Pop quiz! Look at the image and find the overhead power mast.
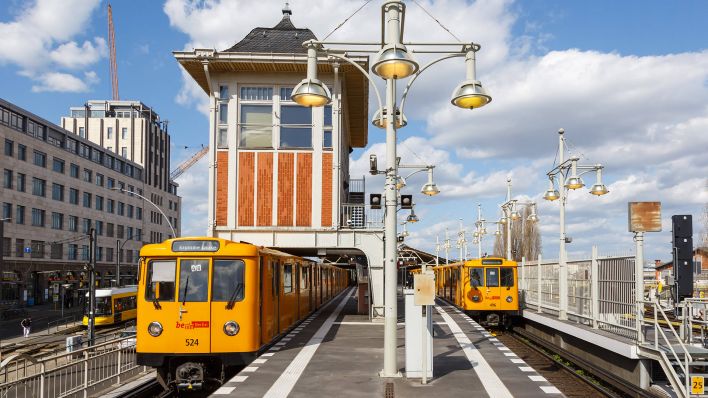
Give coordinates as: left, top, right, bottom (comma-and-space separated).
108, 3, 119, 100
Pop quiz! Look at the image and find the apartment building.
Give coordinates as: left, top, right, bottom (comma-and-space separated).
1, 99, 180, 307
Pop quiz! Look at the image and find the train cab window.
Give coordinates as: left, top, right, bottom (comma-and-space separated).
500, 268, 514, 288
486, 268, 499, 287
179, 259, 209, 302
212, 259, 245, 302
283, 263, 293, 294
146, 260, 176, 301
469, 268, 483, 288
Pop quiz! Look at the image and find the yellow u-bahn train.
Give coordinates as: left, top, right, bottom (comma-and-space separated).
136, 238, 348, 390
82, 286, 137, 326
432, 257, 520, 327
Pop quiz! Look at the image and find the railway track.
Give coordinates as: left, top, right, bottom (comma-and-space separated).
494, 327, 627, 398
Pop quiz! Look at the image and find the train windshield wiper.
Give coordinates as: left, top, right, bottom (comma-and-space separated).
181, 276, 190, 305
225, 282, 244, 310
152, 296, 162, 310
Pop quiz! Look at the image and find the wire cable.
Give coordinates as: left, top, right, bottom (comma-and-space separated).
322, 0, 374, 41
410, 0, 462, 43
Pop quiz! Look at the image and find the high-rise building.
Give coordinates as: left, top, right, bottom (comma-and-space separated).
61, 100, 172, 193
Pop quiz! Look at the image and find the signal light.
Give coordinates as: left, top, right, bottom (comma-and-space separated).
370, 194, 382, 209
400, 195, 413, 209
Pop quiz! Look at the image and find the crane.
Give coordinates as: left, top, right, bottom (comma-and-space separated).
170, 146, 209, 180
108, 3, 119, 100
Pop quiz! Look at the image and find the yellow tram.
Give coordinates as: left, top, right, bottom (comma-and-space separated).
136, 237, 348, 390
433, 257, 520, 327
82, 286, 137, 326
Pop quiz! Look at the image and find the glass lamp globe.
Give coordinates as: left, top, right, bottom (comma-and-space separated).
291, 79, 331, 107
543, 189, 560, 201
451, 80, 492, 109
421, 182, 440, 196
372, 45, 419, 79
590, 184, 609, 196
565, 176, 585, 190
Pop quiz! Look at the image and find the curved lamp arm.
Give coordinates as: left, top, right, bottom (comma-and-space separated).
325, 52, 384, 124
112, 188, 177, 238
399, 53, 465, 115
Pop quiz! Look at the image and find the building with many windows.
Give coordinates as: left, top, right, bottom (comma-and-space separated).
61, 100, 172, 193
0, 98, 180, 307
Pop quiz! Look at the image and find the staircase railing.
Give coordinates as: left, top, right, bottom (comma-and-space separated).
639, 300, 691, 398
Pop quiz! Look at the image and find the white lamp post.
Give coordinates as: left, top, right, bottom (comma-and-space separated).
292, 0, 491, 377
544, 128, 608, 320
499, 178, 538, 261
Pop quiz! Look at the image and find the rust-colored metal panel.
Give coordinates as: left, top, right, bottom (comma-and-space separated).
278, 153, 294, 226
296, 153, 312, 227
321, 153, 333, 227
628, 202, 662, 232
238, 152, 255, 226
215, 151, 229, 226
257, 153, 274, 226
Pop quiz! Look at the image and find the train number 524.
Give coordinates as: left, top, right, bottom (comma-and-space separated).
185, 339, 199, 347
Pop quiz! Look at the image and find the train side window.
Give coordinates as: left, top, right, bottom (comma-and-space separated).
146, 260, 176, 301
500, 268, 514, 287
179, 259, 209, 302
283, 263, 293, 294
486, 268, 499, 287
212, 259, 245, 302
469, 267, 483, 288
301, 266, 309, 290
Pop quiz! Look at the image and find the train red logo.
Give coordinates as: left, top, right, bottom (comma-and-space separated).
175, 321, 210, 329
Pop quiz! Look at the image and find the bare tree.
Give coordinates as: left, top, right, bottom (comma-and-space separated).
491, 206, 542, 261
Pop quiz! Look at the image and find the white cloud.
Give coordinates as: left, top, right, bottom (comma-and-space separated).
0, 0, 103, 92
172, 153, 210, 237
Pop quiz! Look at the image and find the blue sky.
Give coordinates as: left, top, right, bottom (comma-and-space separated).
1, 0, 707, 265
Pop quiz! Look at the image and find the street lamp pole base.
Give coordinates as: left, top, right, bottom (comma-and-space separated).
379, 370, 403, 378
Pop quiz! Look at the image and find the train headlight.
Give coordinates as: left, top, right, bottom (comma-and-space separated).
223, 321, 240, 336
148, 321, 163, 337
472, 296, 480, 302
506, 296, 513, 303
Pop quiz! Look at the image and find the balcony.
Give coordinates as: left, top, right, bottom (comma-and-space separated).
340, 203, 383, 230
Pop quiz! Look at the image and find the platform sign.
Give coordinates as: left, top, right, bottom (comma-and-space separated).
628, 202, 661, 232
692, 376, 704, 395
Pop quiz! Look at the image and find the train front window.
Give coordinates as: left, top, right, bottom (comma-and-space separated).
212, 259, 245, 302
146, 260, 176, 301
179, 259, 209, 302
469, 268, 483, 288
501, 268, 514, 288
486, 268, 499, 287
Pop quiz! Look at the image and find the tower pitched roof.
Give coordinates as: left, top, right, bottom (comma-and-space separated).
223, 7, 316, 53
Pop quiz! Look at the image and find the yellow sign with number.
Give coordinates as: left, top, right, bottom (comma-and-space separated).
692, 376, 704, 395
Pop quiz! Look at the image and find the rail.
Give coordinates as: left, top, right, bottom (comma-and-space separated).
520, 247, 637, 341
0, 335, 144, 398
46, 315, 80, 335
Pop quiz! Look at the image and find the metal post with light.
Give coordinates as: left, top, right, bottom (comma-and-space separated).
543, 128, 609, 320
499, 178, 538, 260
109, 187, 177, 238
291, 0, 491, 378
472, 204, 502, 259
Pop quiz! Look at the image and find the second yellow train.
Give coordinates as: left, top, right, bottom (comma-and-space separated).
136, 237, 349, 390
432, 257, 520, 327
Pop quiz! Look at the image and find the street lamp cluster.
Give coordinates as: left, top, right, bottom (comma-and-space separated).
496, 178, 538, 260
290, 0, 492, 377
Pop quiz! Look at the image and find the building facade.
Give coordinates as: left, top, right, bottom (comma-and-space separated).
1, 98, 180, 307
61, 100, 172, 193
175, 8, 387, 316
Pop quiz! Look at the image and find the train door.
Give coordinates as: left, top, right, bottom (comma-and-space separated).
484, 267, 501, 310
273, 260, 280, 334
176, 258, 211, 353
260, 256, 274, 344
308, 264, 314, 311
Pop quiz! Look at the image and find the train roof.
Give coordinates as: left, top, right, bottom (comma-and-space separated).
85, 286, 137, 298
432, 257, 517, 269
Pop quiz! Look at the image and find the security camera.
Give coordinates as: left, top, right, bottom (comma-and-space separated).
565, 236, 573, 244
369, 155, 378, 175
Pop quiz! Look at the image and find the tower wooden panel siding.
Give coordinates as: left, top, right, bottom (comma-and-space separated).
277, 153, 295, 226
216, 151, 229, 226
238, 152, 255, 226
257, 152, 274, 226
296, 153, 312, 226
321, 153, 333, 227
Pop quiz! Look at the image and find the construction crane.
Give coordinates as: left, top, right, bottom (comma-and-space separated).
108, 3, 119, 100
171, 146, 209, 180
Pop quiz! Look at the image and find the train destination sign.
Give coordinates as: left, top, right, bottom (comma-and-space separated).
172, 240, 220, 252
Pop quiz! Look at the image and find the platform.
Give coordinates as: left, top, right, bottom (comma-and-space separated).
211, 287, 563, 397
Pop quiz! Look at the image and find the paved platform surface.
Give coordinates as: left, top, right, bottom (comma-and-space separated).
211, 287, 564, 397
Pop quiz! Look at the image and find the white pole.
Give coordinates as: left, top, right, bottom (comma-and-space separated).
477, 204, 483, 259
506, 179, 512, 260
591, 245, 599, 329
558, 129, 568, 320
635, 232, 644, 343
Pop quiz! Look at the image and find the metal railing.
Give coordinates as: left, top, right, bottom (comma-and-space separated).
340, 203, 384, 229
0, 335, 143, 398
46, 315, 80, 335
348, 177, 365, 194
521, 247, 637, 340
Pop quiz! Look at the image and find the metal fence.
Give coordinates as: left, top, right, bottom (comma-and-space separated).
340, 204, 384, 229
0, 335, 144, 398
521, 247, 638, 340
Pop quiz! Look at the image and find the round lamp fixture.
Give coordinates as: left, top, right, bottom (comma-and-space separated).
421, 182, 440, 196
543, 188, 560, 201
527, 213, 539, 223
565, 177, 585, 190
372, 107, 407, 129
473, 231, 479, 238
395, 176, 407, 190
510, 211, 521, 221
494, 229, 502, 236
451, 80, 491, 109
291, 78, 331, 107
372, 44, 419, 79
499, 217, 508, 225
406, 211, 419, 223
590, 184, 609, 196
